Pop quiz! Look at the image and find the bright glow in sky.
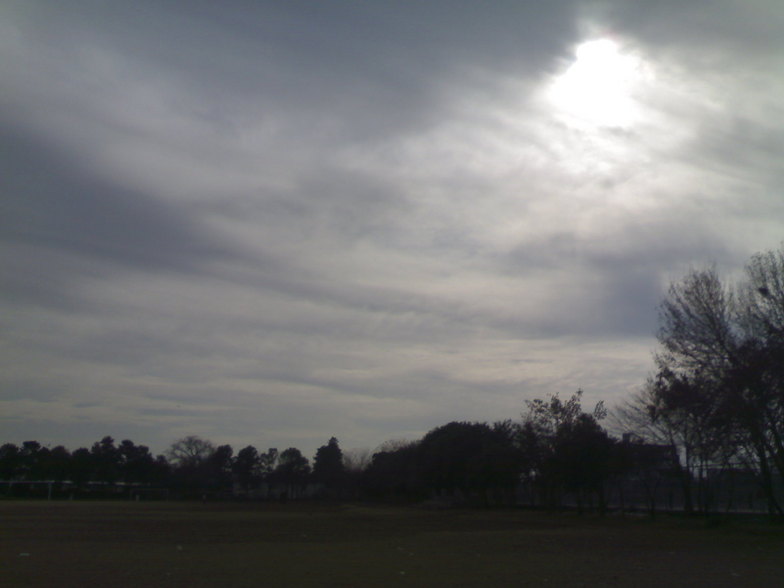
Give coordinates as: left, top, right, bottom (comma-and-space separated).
548, 38, 648, 129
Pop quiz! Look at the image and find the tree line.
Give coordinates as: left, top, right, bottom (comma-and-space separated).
0, 435, 342, 501
2, 246, 783, 518
0, 393, 619, 509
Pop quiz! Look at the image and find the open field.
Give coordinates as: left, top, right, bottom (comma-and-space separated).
1, 502, 782, 587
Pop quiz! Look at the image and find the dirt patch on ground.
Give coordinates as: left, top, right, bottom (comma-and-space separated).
1, 501, 782, 587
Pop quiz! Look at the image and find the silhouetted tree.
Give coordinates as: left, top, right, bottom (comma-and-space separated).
69, 447, 94, 488
19, 441, 49, 480
0, 443, 21, 480
233, 445, 260, 491
43, 445, 71, 482
552, 413, 616, 514
166, 436, 216, 469
117, 440, 161, 484
166, 436, 218, 496
364, 441, 422, 501
259, 447, 278, 477
90, 436, 121, 484
417, 422, 520, 505
521, 391, 614, 512
730, 249, 784, 516
312, 437, 344, 492
720, 338, 784, 516
342, 447, 372, 498
650, 251, 784, 517
274, 448, 310, 498
343, 448, 371, 472
205, 444, 234, 492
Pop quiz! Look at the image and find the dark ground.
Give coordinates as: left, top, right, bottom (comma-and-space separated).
1, 501, 782, 587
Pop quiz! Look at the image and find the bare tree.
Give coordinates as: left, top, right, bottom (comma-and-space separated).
638, 250, 784, 517
166, 435, 216, 469
657, 266, 737, 374
728, 248, 784, 515
342, 448, 372, 474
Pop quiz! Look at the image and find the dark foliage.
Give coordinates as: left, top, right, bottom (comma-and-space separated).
312, 437, 345, 492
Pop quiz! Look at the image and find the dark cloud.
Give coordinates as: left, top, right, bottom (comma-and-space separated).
0, 125, 231, 267
2, 1, 584, 148
595, 0, 784, 58
0, 123, 246, 309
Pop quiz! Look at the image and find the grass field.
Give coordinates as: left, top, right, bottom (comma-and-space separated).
1, 501, 782, 587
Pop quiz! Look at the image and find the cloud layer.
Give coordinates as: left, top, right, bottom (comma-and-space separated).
2, 1, 783, 457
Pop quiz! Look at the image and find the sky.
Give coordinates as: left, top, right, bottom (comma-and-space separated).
2, 1, 784, 460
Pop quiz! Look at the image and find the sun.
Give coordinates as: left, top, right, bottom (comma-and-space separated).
548, 38, 645, 129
